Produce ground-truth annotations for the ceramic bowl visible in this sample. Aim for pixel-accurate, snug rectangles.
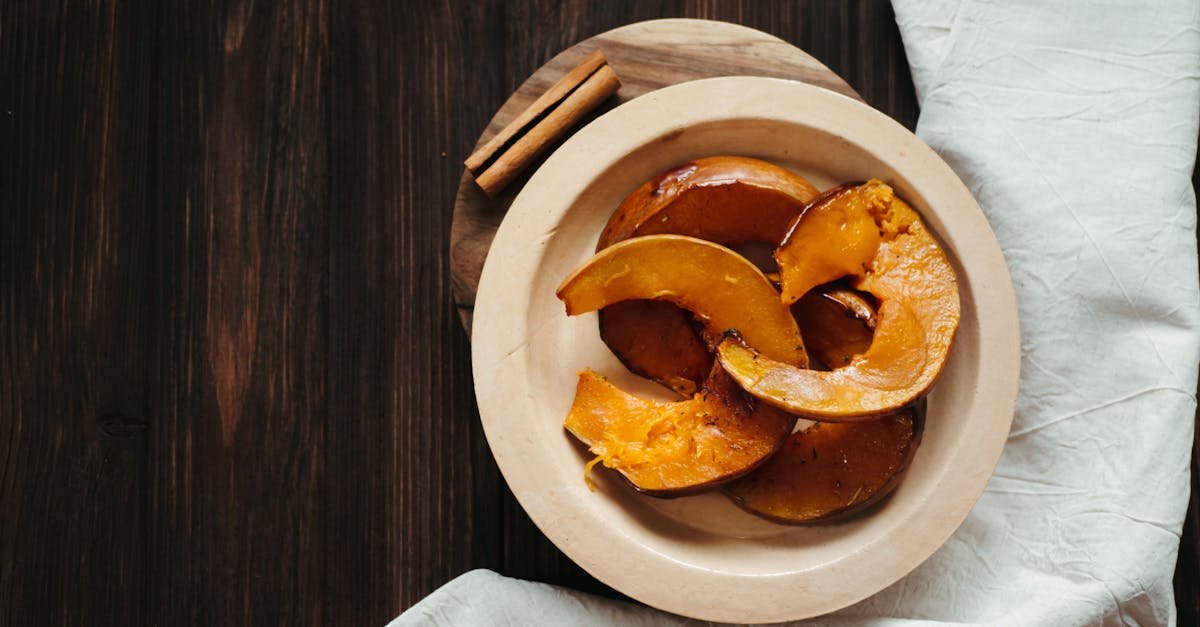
[471,77,1019,623]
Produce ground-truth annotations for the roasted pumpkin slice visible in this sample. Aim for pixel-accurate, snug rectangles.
[727,290,920,523]
[718,180,959,419]
[795,287,876,370]
[557,234,808,368]
[565,364,796,495]
[775,184,887,306]
[597,301,711,396]
[596,157,818,396]
[596,156,819,249]
[725,406,921,522]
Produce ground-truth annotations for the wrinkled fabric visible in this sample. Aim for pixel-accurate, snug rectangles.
[393,1,1200,625]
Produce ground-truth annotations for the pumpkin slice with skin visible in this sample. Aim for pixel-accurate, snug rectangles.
[596,156,819,249]
[821,288,876,329]
[557,234,809,369]
[726,285,922,523]
[597,156,819,396]
[775,184,887,306]
[795,287,876,370]
[725,405,922,522]
[565,363,796,496]
[717,179,959,419]
[596,300,711,396]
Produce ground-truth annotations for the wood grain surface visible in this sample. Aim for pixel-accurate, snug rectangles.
[1,1,1196,625]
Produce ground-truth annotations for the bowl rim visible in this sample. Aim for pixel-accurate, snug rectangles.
[470,76,1020,623]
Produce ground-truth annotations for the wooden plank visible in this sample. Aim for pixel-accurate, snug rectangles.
[326,1,505,622]
[0,1,155,624]
[148,1,329,623]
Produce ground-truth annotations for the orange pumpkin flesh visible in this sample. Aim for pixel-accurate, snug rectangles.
[557,235,808,368]
[776,184,885,306]
[725,407,921,523]
[564,364,796,495]
[595,157,818,395]
[717,180,959,419]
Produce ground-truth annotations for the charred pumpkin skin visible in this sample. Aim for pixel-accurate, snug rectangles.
[725,405,923,523]
[596,157,819,396]
[596,156,819,250]
[557,235,809,369]
[564,364,796,496]
[718,180,960,419]
[597,301,711,396]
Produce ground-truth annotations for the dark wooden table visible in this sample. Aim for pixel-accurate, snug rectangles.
[3,1,1196,625]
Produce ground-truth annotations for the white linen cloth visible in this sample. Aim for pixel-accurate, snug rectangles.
[395,1,1200,624]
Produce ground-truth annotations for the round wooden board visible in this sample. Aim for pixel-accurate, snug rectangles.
[451,18,863,333]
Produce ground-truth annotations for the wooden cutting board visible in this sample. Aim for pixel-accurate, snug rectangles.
[451,18,862,333]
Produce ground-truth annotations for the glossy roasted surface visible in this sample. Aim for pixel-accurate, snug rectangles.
[720,182,960,419]
[595,156,817,395]
[727,408,920,523]
[558,235,808,367]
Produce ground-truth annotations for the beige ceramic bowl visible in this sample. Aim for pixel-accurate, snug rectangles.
[471,77,1019,623]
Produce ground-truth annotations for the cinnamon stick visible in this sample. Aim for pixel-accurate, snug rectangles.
[472,63,620,198]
